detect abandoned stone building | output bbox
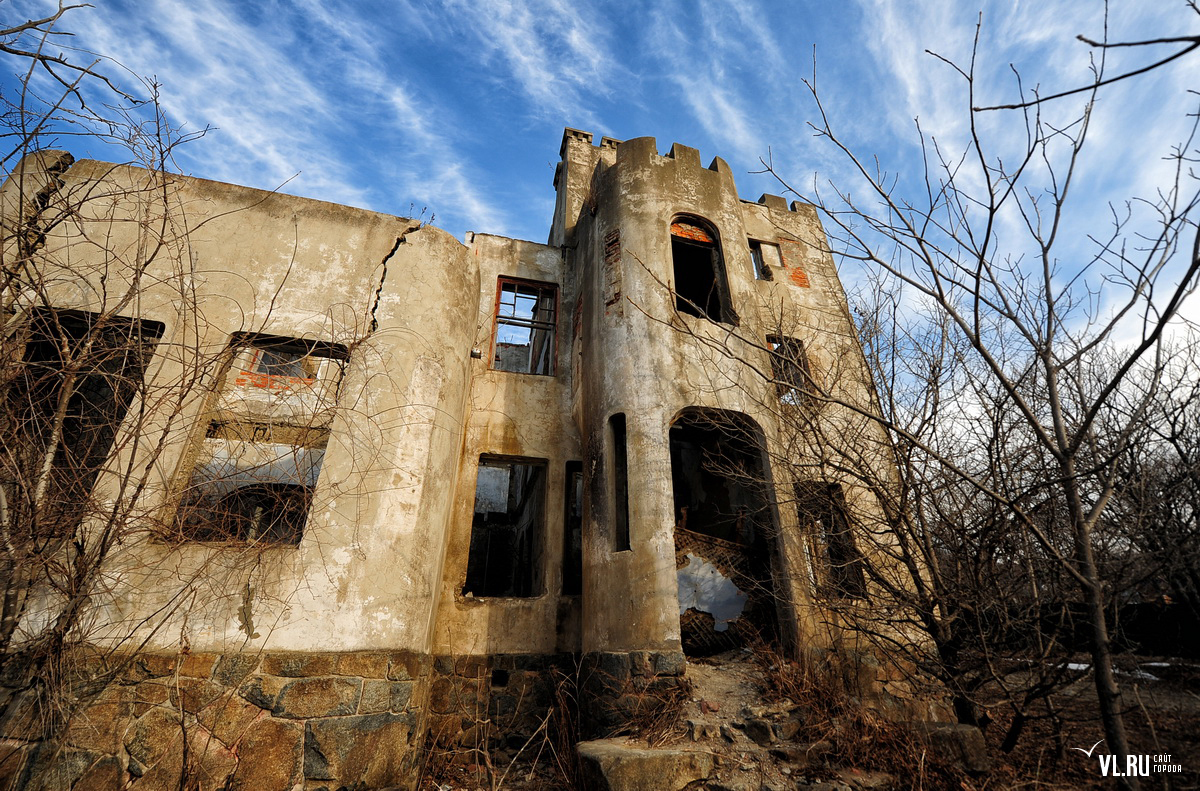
[0,129,917,789]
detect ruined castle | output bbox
[0,129,912,789]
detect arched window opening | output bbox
[670,218,735,324]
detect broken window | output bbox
[670,409,777,654]
[671,218,736,324]
[7,308,164,533]
[175,334,347,544]
[748,239,779,281]
[562,460,583,595]
[610,413,631,551]
[493,278,557,375]
[767,335,814,409]
[463,457,546,598]
[795,482,867,600]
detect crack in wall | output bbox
[367,224,418,335]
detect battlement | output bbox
[558,129,811,216]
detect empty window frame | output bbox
[8,308,164,532]
[175,334,348,544]
[463,457,547,597]
[748,239,780,281]
[767,335,814,409]
[610,414,631,551]
[493,278,558,375]
[562,460,584,595]
[795,482,867,599]
[670,218,736,324]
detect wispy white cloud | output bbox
[440,0,621,129]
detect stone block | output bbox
[630,651,653,677]
[455,656,489,678]
[74,755,122,790]
[598,652,631,682]
[180,653,219,679]
[133,681,171,715]
[744,718,776,746]
[0,691,50,740]
[390,680,414,712]
[23,745,97,791]
[304,713,412,787]
[64,701,131,753]
[577,739,714,791]
[260,653,336,678]
[387,651,428,681]
[773,718,802,741]
[197,690,265,745]
[133,727,236,791]
[169,677,224,713]
[512,654,548,671]
[272,676,361,719]
[237,675,287,711]
[227,717,302,790]
[432,656,455,675]
[652,651,685,677]
[489,693,517,718]
[335,652,388,679]
[213,654,260,687]
[918,722,990,774]
[125,706,181,767]
[429,677,482,715]
[134,654,179,679]
[360,679,392,714]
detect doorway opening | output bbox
[669,408,778,655]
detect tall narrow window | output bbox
[9,308,164,532]
[748,239,780,281]
[610,413,630,551]
[493,278,557,375]
[767,335,814,409]
[795,482,867,599]
[176,334,347,544]
[464,457,546,597]
[671,218,735,324]
[562,460,583,595]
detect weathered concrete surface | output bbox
[577,738,715,791]
[1,125,927,788]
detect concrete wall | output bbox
[0,128,920,789]
[8,155,478,657]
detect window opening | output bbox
[748,240,779,281]
[463,457,546,597]
[671,218,735,324]
[610,414,630,551]
[669,409,778,655]
[493,278,557,375]
[795,482,867,599]
[176,334,347,544]
[563,460,584,595]
[767,335,814,409]
[9,308,164,533]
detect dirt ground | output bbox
[419,651,1200,790]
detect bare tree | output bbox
[753,14,1200,784]
[0,6,389,787]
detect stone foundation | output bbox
[578,650,688,736]
[426,653,575,758]
[0,650,432,791]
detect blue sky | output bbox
[4,0,1198,261]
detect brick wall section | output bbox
[0,650,433,791]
